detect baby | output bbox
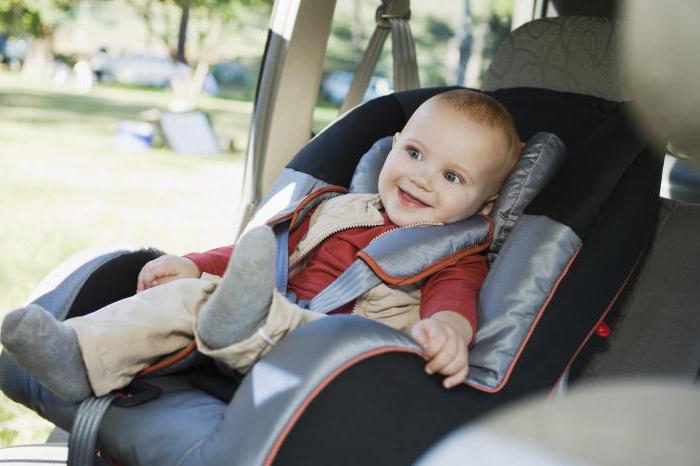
[1,90,520,402]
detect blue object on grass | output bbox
[116,121,154,151]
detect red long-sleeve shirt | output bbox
[185,212,487,332]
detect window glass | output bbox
[314,0,515,130]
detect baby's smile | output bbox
[397,186,431,209]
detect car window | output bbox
[314,0,515,131]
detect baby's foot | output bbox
[1,304,91,403]
[197,226,277,349]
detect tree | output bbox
[0,0,75,75]
[0,0,73,39]
[449,0,512,87]
[125,0,269,109]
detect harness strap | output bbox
[274,222,291,292]
[340,26,390,114]
[67,381,161,465]
[389,17,420,91]
[67,394,117,466]
[308,260,381,313]
[308,215,493,314]
[340,0,419,114]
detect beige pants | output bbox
[66,274,324,396]
[67,274,421,397]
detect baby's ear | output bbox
[392,132,400,147]
[479,194,499,216]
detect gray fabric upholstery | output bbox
[416,379,700,466]
[309,261,381,313]
[471,215,581,390]
[349,136,392,194]
[489,132,566,259]
[482,16,628,101]
[31,248,136,321]
[175,316,418,466]
[577,199,700,380]
[247,168,332,229]
[363,215,490,281]
[309,216,490,312]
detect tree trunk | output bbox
[176,2,190,64]
[21,36,54,79]
[351,0,363,64]
[455,0,473,86]
[464,21,487,88]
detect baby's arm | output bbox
[137,245,236,292]
[415,254,487,388]
[137,255,200,292]
[410,311,472,388]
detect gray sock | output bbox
[197,225,277,349]
[1,304,92,403]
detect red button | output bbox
[595,322,611,338]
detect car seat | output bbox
[0,16,671,466]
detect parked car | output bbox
[320,70,392,105]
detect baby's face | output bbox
[378,99,510,227]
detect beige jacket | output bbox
[287,193,428,332]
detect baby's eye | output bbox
[443,171,462,184]
[407,148,422,160]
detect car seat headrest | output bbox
[349,136,393,194]
[482,16,628,102]
[489,132,566,258]
[349,132,566,256]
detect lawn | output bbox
[0,70,339,446]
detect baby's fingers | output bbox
[410,321,430,349]
[137,261,167,292]
[136,267,155,292]
[442,364,469,389]
[425,335,458,375]
[422,325,449,360]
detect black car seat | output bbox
[480,15,700,385]
[0,16,676,466]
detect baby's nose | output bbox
[410,172,432,191]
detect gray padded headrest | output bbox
[349,132,566,254]
[489,132,566,257]
[482,16,628,101]
[349,136,393,194]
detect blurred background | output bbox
[0,0,513,445]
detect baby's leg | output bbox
[1,276,212,401]
[196,225,324,373]
[196,226,278,349]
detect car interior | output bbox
[0,0,698,465]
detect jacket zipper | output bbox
[350,219,442,314]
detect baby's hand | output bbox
[136,255,200,292]
[410,311,472,389]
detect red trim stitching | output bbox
[266,186,347,227]
[463,243,583,393]
[263,346,421,466]
[546,252,644,398]
[357,214,494,286]
[288,186,348,229]
[137,341,197,377]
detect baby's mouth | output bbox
[398,187,430,208]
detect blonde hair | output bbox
[432,89,521,167]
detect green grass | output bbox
[0,71,254,446]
